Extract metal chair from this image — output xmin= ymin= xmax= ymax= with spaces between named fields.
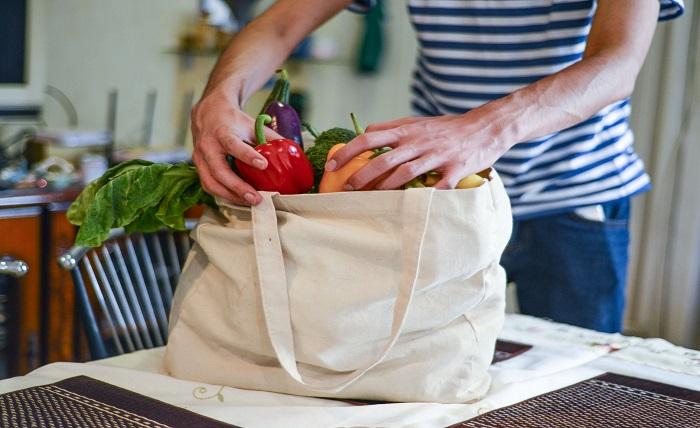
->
xmin=0 ymin=256 xmax=28 ymax=378
xmin=58 ymin=222 xmax=196 ymax=360
xmin=0 ymin=257 xmax=28 ymax=278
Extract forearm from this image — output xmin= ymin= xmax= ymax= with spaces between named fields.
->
xmin=478 ymin=0 xmax=659 ymax=152
xmin=482 ymin=53 xmax=641 ymax=152
xmin=203 ymin=0 xmax=352 ymax=106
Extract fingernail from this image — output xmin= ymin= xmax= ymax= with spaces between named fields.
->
xmin=325 ymin=159 xmax=337 ymax=171
xmin=344 ymin=184 xmax=354 ymax=191
xmin=244 ymin=193 xmax=257 ymax=204
xmin=253 ymin=158 xmax=266 ymax=170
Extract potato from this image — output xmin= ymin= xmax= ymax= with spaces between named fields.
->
xmin=456 ymin=174 xmax=485 ymax=189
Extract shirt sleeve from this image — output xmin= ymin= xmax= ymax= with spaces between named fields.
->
xmin=658 ymin=0 xmax=684 ymax=21
xmin=347 ymin=0 xmax=376 ymax=14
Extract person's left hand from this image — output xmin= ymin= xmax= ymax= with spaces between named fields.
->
xmin=324 ymin=111 xmax=510 ymax=190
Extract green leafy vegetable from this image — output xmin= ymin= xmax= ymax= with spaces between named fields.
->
xmin=69 ymin=161 xmax=212 ymax=247
xmin=67 ymin=159 xmax=153 ymax=226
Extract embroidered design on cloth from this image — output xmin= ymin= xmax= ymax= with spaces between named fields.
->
xmin=0 ymin=376 xmax=237 ymax=428
xmin=449 ymin=373 xmax=700 ymax=428
xmin=192 ymin=384 xmax=226 ymax=402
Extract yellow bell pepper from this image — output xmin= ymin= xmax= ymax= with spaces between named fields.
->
xmin=318 ymin=144 xmax=377 ymax=193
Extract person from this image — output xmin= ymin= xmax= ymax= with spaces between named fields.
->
xmin=190 ymin=0 xmax=684 ymax=333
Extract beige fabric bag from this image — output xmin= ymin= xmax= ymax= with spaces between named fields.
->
xmin=164 ymin=171 xmax=512 ymax=403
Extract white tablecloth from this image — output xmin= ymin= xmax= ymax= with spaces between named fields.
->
xmin=2 ymin=314 xmax=698 ymax=428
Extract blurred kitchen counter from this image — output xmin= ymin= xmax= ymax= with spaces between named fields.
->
xmin=0 ymin=184 xmax=82 ymax=208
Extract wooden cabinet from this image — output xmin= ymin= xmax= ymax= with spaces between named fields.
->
xmin=0 ymin=184 xmax=205 ymax=377
xmin=0 ymin=186 xmax=81 ymax=376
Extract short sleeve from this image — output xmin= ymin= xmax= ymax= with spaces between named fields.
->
xmin=658 ymin=0 xmax=684 ymax=21
xmin=347 ymin=0 xmax=376 ymax=14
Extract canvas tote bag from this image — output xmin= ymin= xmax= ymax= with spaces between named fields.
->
xmin=164 ymin=170 xmax=512 ymax=403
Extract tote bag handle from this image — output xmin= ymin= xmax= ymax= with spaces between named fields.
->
xmin=252 ymin=188 xmax=434 ymax=392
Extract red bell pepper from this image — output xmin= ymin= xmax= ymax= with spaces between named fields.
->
xmin=235 ymin=114 xmax=315 ymax=194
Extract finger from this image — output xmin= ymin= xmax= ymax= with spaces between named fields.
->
xmin=375 ymin=155 xmax=444 ymax=190
xmin=208 ymin=154 xmax=262 ymax=205
xmin=193 ymin=152 xmax=246 ymax=204
xmin=327 ymin=130 xmax=401 ymax=171
xmin=433 ymin=167 xmax=464 ymax=190
xmin=215 ymin=127 xmax=267 ymax=170
xmin=346 ymin=145 xmax=422 ymax=191
xmin=262 ymin=125 xmax=284 ymax=143
xmin=196 ymin=144 xmax=262 ymax=205
xmin=365 ymin=116 xmax=431 ymax=133
xmin=233 ymin=118 xmax=283 ymax=144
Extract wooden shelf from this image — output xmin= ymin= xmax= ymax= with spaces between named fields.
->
xmin=163 ymin=48 xmax=348 ymax=67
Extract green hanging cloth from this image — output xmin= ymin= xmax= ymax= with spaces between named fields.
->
xmin=356 ymin=0 xmax=384 ymax=74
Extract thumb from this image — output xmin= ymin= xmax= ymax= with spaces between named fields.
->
xmin=262 ymin=125 xmax=284 ymax=142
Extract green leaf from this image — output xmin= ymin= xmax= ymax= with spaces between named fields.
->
xmin=72 ymin=161 xmax=215 ymax=247
xmin=125 ymin=209 xmax=165 ymax=234
xmin=67 ymin=159 xmax=153 ymax=226
xmin=74 ymin=163 xmax=173 ymax=247
xmin=154 ymin=166 xmax=201 ymax=230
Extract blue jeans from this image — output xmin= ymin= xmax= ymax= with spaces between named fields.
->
xmin=501 ymin=198 xmax=631 ymax=333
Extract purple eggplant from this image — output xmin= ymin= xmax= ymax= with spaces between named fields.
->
xmin=259 ymin=69 xmax=304 ymax=149
xmin=264 ymin=101 xmax=303 ymax=147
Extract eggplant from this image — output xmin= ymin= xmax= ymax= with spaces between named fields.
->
xmin=259 ymin=69 xmax=304 ymax=149
xmin=264 ymin=101 xmax=303 ymax=147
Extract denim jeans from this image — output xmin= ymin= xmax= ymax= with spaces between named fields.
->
xmin=501 ymin=198 xmax=631 ymax=333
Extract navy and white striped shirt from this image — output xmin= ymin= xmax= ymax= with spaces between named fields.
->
xmin=351 ymin=0 xmax=684 ymax=218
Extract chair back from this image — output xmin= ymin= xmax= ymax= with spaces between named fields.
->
xmin=59 ymin=223 xmax=194 ymax=359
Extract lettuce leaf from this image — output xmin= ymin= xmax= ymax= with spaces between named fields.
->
xmin=69 ymin=161 xmax=211 ymax=247
xmin=67 ymin=159 xmax=154 ymax=226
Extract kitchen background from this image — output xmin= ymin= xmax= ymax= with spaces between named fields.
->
xmin=1 ymin=0 xmax=698 ymax=377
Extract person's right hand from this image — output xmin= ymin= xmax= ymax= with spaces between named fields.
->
xmin=191 ymin=87 xmax=281 ymax=205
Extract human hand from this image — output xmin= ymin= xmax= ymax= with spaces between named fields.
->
xmin=191 ymin=87 xmax=282 ymax=205
xmin=325 ymin=112 xmax=509 ymax=190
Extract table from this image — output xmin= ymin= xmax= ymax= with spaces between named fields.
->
xmin=1 ymin=314 xmax=698 ymax=427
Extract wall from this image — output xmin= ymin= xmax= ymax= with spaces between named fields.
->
xmin=43 ymin=0 xmax=194 ymax=147
xmin=42 ymin=1 xmax=417 ymax=149
xmin=302 ymin=2 xmax=417 ymax=129
xmin=171 ymin=1 xmax=417 ymax=145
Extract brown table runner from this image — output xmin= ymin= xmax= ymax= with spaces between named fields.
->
xmin=0 ymin=375 xmax=238 ymax=428
xmin=492 ymin=339 xmax=533 ymax=363
xmin=449 ymin=373 xmax=700 ymax=427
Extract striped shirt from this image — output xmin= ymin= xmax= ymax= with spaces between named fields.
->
xmin=351 ymin=0 xmax=684 ymax=219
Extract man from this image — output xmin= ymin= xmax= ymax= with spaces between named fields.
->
xmin=190 ymin=0 xmax=684 ymax=332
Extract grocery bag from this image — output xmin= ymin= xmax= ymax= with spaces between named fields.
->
xmin=164 ymin=170 xmax=512 ymax=403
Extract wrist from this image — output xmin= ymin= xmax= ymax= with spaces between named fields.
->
xmin=203 ymin=76 xmax=244 ymax=107
xmin=461 ymin=99 xmax=520 ymax=153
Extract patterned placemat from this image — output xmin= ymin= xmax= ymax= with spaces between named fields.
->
xmin=492 ymin=339 xmax=533 ymax=363
xmin=0 ymin=375 xmax=238 ymax=428
xmin=449 ymin=373 xmax=700 ymax=427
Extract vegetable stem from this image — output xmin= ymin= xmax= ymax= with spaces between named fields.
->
xmin=256 ymin=114 xmax=272 ymax=146
xmin=350 ymin=113 xmax=364 ymax=135
xmin=302 ymin=122 xmax=320 ymax=139
xmin=278 ymin=69 xmax=291 ymax=104
xmin=259 ymin=69 xmax=290 ymax=114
